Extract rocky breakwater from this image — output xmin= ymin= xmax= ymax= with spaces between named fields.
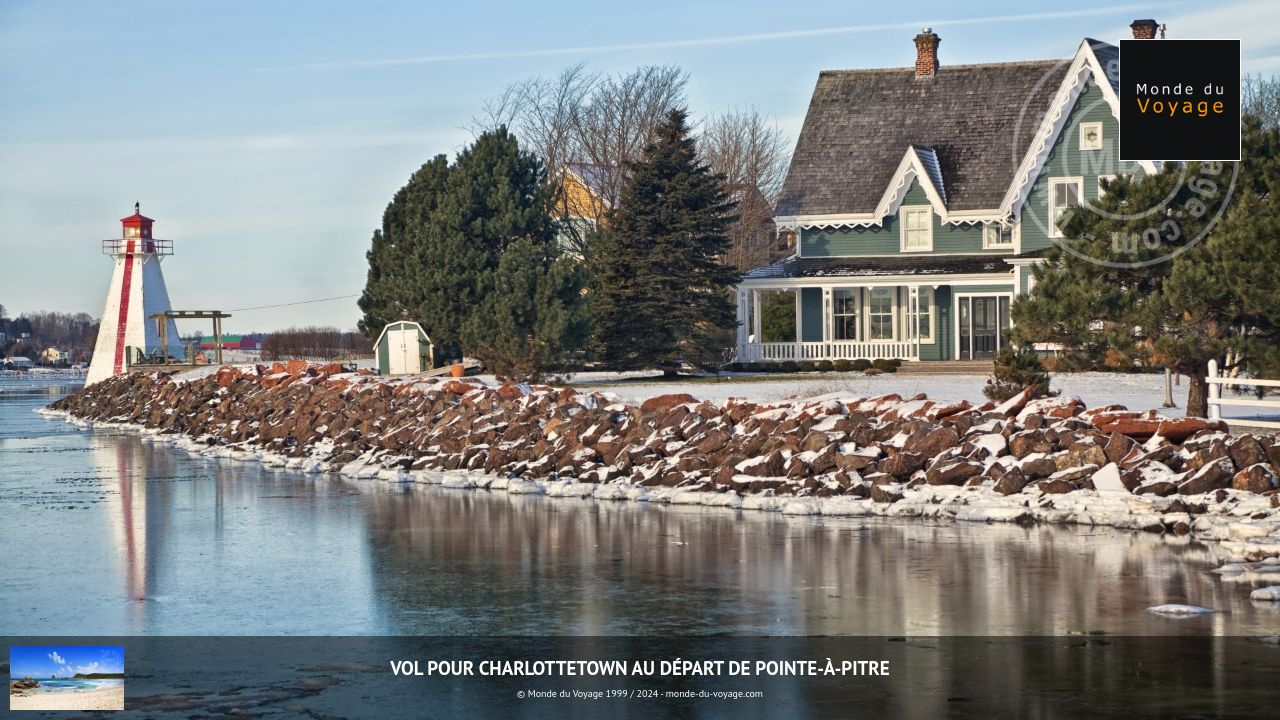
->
xmin=46 ymin=363 xmax=1280 ymax=558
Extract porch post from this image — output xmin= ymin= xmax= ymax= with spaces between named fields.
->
xmin=736 ymin=289 xmax=749 ymax=354
xmin=822 ymin=287 xmax=833 ymax=355
xmin=908 ymin=285 xmax=920 ymax=361
xmin=751 ymin=289 xmax=762 ymax=343
xmin=793 ymin=289 xmax=802 ymax=344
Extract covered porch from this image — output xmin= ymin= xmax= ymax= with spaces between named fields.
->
xmin=734 ymin=256 xmax=1017 ymax=363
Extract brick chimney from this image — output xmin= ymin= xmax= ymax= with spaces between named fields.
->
xmin=1130 ymin=19 xmax=1159 ymax=39
xmin=914 ymin=28 xmax=940 ymax=78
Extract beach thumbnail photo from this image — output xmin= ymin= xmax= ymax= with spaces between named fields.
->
xmin=9 ymin=645 xmax=124 ymax=712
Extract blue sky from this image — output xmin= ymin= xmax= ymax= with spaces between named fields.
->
xmin=2 ymin=0 xmax=1277 ymax=333
xmin=9 ymin=645 xmax=124 ymax=678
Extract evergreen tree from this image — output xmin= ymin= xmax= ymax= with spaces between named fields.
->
xmin=461 ymin=238 xmax=589 ymax=380
xmin=1013 ymin=118 xmax=1280 ymax=416
xmin=357 ymin=127 xmax=587 ymax=377
xmin=760 ymin=292 xmax=796 ymax=343
xmin=984 ymin=344 xmax=1054 ymax=401
xmin=412 ymin=127 xmax=556 ymax=358
xmin=590 ymin=109 xmax=739 ymax=374
xmin=357 ymin=155 xmax=450 ymax=339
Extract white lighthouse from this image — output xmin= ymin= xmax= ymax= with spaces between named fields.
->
xmin=86 ymin=204 xmax=183 ymax=386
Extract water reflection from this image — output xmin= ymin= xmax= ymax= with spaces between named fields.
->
xmin=1 ymin=380 xmax=1275 ymax=637
xmin=358 ymin=483 xmax=1267 ymax=636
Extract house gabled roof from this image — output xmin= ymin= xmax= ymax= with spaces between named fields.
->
xmin=775 ymin=59 xmax=1070 ymax=224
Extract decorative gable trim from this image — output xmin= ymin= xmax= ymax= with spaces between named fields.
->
xmin=998 ymin=40 xmax=1159 ymax=221
xmin=777 ymin=146 xmax=1004 ymax=230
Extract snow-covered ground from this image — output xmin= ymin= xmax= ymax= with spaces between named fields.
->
xmin=564 ymin=371 xmax=1277 ymax=427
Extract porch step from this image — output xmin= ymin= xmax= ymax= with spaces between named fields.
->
xmin=897 ymin=360 xmax=994 ymax=375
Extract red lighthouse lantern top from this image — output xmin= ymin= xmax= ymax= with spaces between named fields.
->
xmin=121 ymin=201 xmax=154 ymax=240
xmin=103 ymin=202 xmax=171 ymax=256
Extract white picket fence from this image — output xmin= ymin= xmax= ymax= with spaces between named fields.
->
xmin=1206 ymin=359 xmax=1280 ymax=430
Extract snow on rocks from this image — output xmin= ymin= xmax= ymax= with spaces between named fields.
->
xmin=43 ymin=364 xmax=1280 ymax=556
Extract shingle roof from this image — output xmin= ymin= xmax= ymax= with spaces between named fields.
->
xmin=775 ymin=59 xmax=1074 ymax=217
xmin=913 ymin=146 xmax=946 ymax=204
xmin=1086 ymin=39 xmax=1119 ymax=96
xmin=742 ymin=254 xmax=1013 ymax=281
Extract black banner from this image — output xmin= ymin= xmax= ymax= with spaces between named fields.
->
xmin=6 ymin=636 xmax=1278 ymax=718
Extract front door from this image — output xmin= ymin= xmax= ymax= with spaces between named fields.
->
xmin=958 ymin=296 xmax=1010 ymax=360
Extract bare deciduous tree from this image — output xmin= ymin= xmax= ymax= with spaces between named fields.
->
xmin=700 ymin=107 xmax=792 ymax=272
xmin=1242 ymin=74 xmax=1280 ymax=128
xmin=261 ymin=327 xmax=371 ymax=361
xmin=474 ymin=63 xmax=597 ymax=181
xmin=476 ymin=64 xmax=688 ymax=257
xmin=574 ymin=65 xmax=688 ymax=210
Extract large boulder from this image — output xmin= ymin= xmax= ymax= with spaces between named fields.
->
xmin=902 ymin=426 xmax=960 ymax=458
xmin=1177 ymin=458 xmax=1235 ymax=495
xmin=992 ymin=467 xmax=1028 ymax=495
xmin=1228 ymin=436 xmax=1269 ymax=469
xmin=1009 ymin=431 xmax=1053 ymax=459
xmin=640 ymin=393 xmax=697 ymax=414
xmin=736 ymin=450 xmax=786 ymax=477
xmin=1103 ymin=432 xmax=1138 ymax=464
xmin=880 ymin=451 xmax=926 ymax=479
xmin=1232 ymin=464 xmax=1279 ymax=494
xmin=870 ymin=485 xmax=904 ymax=503
xmin=925 ymin=460 xmax=983 ymax=486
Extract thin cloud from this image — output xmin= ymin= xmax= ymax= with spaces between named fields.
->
xmin=257 ymin=5 xmax=1158 ymax=71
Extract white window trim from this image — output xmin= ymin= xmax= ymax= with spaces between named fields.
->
xmin=898 ymin=205 xmax=933 ymax=252
xmin=907 ymin=286 xmax=936 ymax=344
xmin=864 ymin=287 xmax=897 ymax=341
xmin=1079 ymin=121 xmax=1103 ymax=151
xmin=982 ymin=222 xmax=1015 ymax=249
xmin=831 ymin=288 xmax=860 ymax=341
xmin=1097 ymin=174 xmax=1117 ymax=197
xmin=1048 ymin=177 xmax=1084 ymax=239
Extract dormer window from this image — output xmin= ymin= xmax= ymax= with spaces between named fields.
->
xmin=900 ymin=206 xmax=933 ymax=251
xmin=1079 ymin=121 xmax=1103 ymax=150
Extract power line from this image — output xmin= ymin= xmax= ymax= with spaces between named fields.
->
xmin=226 ymin=294 xmax=358 ymax=312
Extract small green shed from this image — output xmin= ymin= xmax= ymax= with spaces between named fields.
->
xmin=374 ymin=321 xmax=434 ymax=376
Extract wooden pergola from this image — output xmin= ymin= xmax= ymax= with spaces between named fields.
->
xmin=149 ymin=310 xmax=232 ymax=365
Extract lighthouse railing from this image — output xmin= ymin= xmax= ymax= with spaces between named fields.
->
xmin=102 ymin=238 xmax=173 ymax=256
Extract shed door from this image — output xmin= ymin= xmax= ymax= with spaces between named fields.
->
xmin=388 ymin=327 xmax=412 ymax=374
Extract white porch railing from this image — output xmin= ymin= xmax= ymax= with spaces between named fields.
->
xmin=1207 ymin=359 xmax=1280 ymax=429
xmin=738 ymin=341 xmax=919 ymax=363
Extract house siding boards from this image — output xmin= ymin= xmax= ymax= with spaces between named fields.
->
xmin=799 ymin=180 xmax=1008 ymax=257
xmin=800 ymin=288 xmax=824 ymax=342
xmin=922 ymin=287 xmax=953 ymax=361
xmin=1017 ymin=80 xmax=1145 ymax=253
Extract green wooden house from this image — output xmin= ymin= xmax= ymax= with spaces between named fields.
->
xmin=736 ymin=21 xmax=1163 ymax=363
